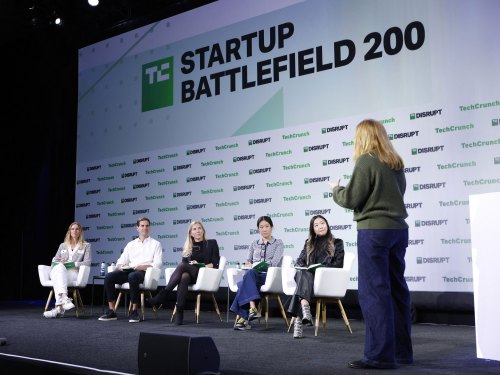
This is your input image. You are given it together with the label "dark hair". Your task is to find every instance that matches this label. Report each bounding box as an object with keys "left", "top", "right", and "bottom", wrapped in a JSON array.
[
  {"left": 136, "top": 217, "right": 151, "bottom": 226},
  {"left": 256, "top": 215, "right": 273, "bottom": 228},
  {"left": 306, "top": 215, "right": 335, "bottom": 261}
]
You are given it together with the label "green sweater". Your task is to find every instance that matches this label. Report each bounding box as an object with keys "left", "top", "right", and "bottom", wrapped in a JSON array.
[{"left": 332, "top": 153, "right": 408, "bottom": 230}]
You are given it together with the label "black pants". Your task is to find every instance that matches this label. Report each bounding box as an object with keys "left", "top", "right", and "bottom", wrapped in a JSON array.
[
  {"left": 104, "top": 269, "right": 145, "bottom": 305},
  {"left": 156, "top": 262, "right": 199, "bottom": 310},
  {"left": 287, "top": 269, "right": 314, "bottom": 317}
]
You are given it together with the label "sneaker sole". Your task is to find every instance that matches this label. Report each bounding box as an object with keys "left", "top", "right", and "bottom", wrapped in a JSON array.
[
  {"left": 129, "top": 320, "right": 140, "bottom": 323},
  {"left": 98, "top": 317, "right": 117, "bottom": 321}
]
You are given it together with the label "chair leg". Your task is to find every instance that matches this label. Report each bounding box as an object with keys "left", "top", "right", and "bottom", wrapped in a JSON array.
[
  {"left": 288, "top": 316, "right": 295, "bottom": 333},
  {"left": 337, "top": 299, "right": 353, "bottom": 334},
  {"left": 275, "top": 295, "right": 289, "bottom": 328},
  {"left": 264, "top": 295, "right": 270, "bottom": 329},
  {"left": 147, "top": 291, "right": 157, "bottom": 318},
  {"left": 114, "top": 292, "right": 122, "bottom": 313},
  {"left": 315, "top": 299, "right": 321, "bottom": 336},
  {"left": 45, "top": 289, "right": 54, "bottom": 311},
  {"left": 72, "top": 289, "right": 80, "bottom": 318},
  {"left": 140, "top": 292, "right": 145, "bottom": 321},
  {"left": 322, "top": 302, "right": 327, "bottom": 328},
  {"left": 171, "top": 305, "right": 176, "bottom": 322},
  {"left": 196, "top": 293, "right": 201, "bottom": 324},
  {"left": 211, "top": 293, "right": 222, "bottom": 322}
]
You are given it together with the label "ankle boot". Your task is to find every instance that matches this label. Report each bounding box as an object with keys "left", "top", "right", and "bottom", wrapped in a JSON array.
[
  {"left": 293, "top": 318, "right": 303, "bottom": 338},
  {"left": 175, "top": 309, "right": 184, "bottom": 325},
  {"left": 147, "top": 289, "right": 167, "bottom": 310},
  {"left": 301, "top": 304, "right": 312, "bottom": 326}
]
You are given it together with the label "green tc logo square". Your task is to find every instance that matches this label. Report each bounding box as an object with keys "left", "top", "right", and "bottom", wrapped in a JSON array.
[{"left": 142, "top": 57, "right": 174, "bottom": 112}]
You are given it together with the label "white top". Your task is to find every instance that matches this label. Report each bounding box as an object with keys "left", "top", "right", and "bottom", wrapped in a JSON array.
[{"left": 117, "top": 237, "right": 163, "bottom": 269}]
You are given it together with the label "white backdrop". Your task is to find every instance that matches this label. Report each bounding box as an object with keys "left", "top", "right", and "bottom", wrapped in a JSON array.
[{"left": 75, "top": 0, "right": 500, "bottom": 289}]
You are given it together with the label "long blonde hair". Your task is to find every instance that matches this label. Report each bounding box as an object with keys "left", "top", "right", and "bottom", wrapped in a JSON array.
[
  {"left": 63, "top": 222, "right": 85, "bottom": 248},
  {"left": 182, "top": 220, "right": 207, "bottom": 257},
  {"left": 354, "top": 119, "right": 404, "bottom": 170}
]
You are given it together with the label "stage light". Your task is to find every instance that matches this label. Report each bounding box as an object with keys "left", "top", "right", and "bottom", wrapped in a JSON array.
[{"left": 88, "top": 0, "right": 99, "bottom": 6}]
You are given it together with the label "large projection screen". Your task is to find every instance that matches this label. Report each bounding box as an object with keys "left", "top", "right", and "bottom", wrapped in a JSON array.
[{"left": 76, "top": 0, "right": 500, "bottom": 289}]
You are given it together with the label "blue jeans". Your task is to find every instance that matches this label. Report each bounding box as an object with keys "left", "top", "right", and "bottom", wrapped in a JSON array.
[
  {"left": 357, "top": 229, "right": 413, "bottom": 368},
  {"left": 229, "top": 269, "right": 266, "bottom": 320}
]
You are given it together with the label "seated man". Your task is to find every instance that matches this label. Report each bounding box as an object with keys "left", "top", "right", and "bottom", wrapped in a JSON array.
[{"left": 98, "top": 217, "right": 163, "bottom": 323}]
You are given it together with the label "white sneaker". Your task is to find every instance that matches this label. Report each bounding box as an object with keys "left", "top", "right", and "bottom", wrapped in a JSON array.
[
  {"left": 62, "top": 298, "right": 75, "bottom": 311},
  {"left": 43, "top": 307, "right": 65, "bottom": 319}
]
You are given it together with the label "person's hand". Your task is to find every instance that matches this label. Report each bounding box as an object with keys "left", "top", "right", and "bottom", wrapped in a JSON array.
[
  {"left": 328, "top": 178, "right": 341, "bottom": 191},
  {"left": 190, "top": 260, "right": 198, "bottom": 264}
]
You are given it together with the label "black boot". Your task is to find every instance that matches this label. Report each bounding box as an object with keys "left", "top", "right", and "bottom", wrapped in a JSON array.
[{"left": 175, "top": 309, "right": 184, "bottom": 325}]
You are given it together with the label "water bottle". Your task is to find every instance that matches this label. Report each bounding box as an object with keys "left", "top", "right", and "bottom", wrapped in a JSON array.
[{"left": 100, "top": 262, "right": 106, "bottom": 276}]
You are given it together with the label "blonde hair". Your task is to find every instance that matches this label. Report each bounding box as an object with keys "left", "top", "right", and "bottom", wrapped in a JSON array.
[
  {"left": 182, "top": 220, "right": 207, "bottom": 257},
  {"left": 354, "top": 119, "right": 404, "bottom": 170},
  {"left": 63, "top": 222, "right": 85, "bottom": 248}
]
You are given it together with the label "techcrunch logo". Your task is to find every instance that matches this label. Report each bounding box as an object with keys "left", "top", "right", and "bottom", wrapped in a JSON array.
[
  {"left": 463, "top": 177, "right": 500, "bottom": 186},
  {"left": 158, "top": 153, "right": 178, "bottom": 159},
  {"left": 284, "top": 194, "right": 311, "bottom": 201},
  {"left": 442, "top": 276, "right": 473, "bottom": 283},
  {"left": 216, "top": 172, "right": 238, "bottom": 178},
  {"left": 405, "top": 202, "right": 423, "bottom": 209},
  {"left": 438, "top": 200, "right": 468, "bottom": 207},
  {"left": 322, "top": 157, "right": 349, "bottom": 165},
  {"left": 233, "top": 155, "right": 255, "bottom": 162},
  {"left": 435, "top": 123, "right": 474, "bottom": 133},
  {"left": 322, "top": 124, "right": 348, "bottom": 133},
  {"left": 107, "top": 212, "right": 125, "bottom": 216},
  {"left": 201, "top": 188, "right": 223, "bottom": 194},
  {"left": 97, "top": 176, "right": 114, "bottom": 181},
  {"left": 459, "top": 99, "right": 500, "bottom": 112},
  {"left": 417, "top": 257, "right": 449, "bottom": 264},
  {"left": 158, "top": 207, "right": 178, "bottom": 212},
  {"left": 461, "top": 138, "right": 500, "bottom": 149},
  {"left": 233, "top": 214, "right": 256, "bottom": 221},
  {"left": 151, "top": 221, "right": 165, "bottom": 226},
  {"left": 284, "top": 244, "right": 295, "bottom": 249},
  {"left": 283, "top": 163, "right": 310, "bottom": 170},
  {"left": 109, "top": 162, "right": 126, "bottom": 167},
  {"left": 284, "top": 227, "right": 308, "bottom": 233},
  {"left": 267, "top": 181, "right": 292, "bottom": 188},
  {"left": 158, "top": 234, "right": 178, "bottom": 239},
  {"left": 413, "top": 182, "right": 446, "bottom": 190},
  {"left": 411, "top": 145, "right": 444, "bottom": 155},
  {"left": 146, "top": 194, "right": 165, "bottom": 200},
  {"left": 106, "top": 237, "right": 124, "bottom": 242},
  {"left": 303, "top": 144, "right": 329, "bottom": 152},
  {"left": 108, "top": 186, "right": 125, "bottom": 192},
  {"left": 304, "top": 176, "right": 330, "bottom": 184},
  {"left": 201, "top": 160, "right": 223, "bottom": 167},
  {"left": 342, "top": 140, "right": 354, "bottom": 147},
  {"left": 380, "top": 117, "right": 396, "bottom": 124},
  {"left": 305, "top": 209, "right": 331, "bottom": 216},
  {"left": 158, "top": 179, "right": 177, "bottom": 186},
  {"left": 147, "top": 168, "right": 166, "bottom": 174},
  {"left": 201, "top": 217, "right": 224, "bottom": 222},
  {"left": 142, "top": 57, "right": 174, "bottom": 112},
  {"left": 248, "top": 137, "right": 271, "bottom": 145},
  {"left": 96, "top": 250, "right": 114, "bottom": 255},
  {"left": 216, "top": 230, "right": 239, "bottom": 236},
  {"left": 410, "top": 109, "right": 442, "bottom": 119},
  {"left": 249, "top": 198, "right": 272, "bottom": 204},
  {"left": 441, "top": 238, "right": 471, "bottom": 244},
  {"left": 215, "top": 143, "right": 238, "bottom": 151},
  {"left": 266, "top": 150, "right": 292, "bottom": 157},
  {"left": 415, "top": 219, "right": 448, "bottom": 227},
  {"left": 282, "top": 131, "right": 309, "bottom": 140},
  {"left": 437, "top": 161, "right": 476, "bottom": 170},
  {"left": 133, "top": 209, "right": 149, "bottom": 215},
  {"left": 97, "top": 200, "right": 113, "bottom": 206},
  {"left": 267, "top": 212, "right": 293, "bottom": 218},
  {"left": 388, "top": 131, "right": 419, "bottom": 140},
  {"left": 163, "top": 261, "right": 179, "bottom": 267}
]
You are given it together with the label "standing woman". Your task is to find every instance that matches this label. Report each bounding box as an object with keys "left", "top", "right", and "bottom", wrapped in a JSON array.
[
  {"left": 43, "top": 222, "right": 92, "bottom": 318},
  {"left": 330, "top": 119, "right": 413, "bottom": 369},
  {"left": 230, "top": 215, "right": 284, "bottom": 330},
  {"left": 287, "top": 215, "right": 344, "bottom": 338},
  {"left": 147, "top": 220, "right": 219, "bottom": 325}
]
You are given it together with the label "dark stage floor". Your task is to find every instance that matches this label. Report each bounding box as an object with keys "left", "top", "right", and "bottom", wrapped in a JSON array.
[{"left": 0, "top": 301, "right": 499, "bottom": 375}]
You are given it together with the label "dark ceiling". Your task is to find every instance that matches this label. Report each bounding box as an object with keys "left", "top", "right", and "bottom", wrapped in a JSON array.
[{"left": 0, "top": 0, "right": 215, "bottom": 49}]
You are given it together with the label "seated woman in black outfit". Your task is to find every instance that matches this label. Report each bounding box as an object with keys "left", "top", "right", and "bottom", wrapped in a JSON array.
[
  {"left": 147, "top": 220, "right": 220, "bottom": 325},
  {"left": 287, "top": 214, "right": 344, "bottom": 338}
]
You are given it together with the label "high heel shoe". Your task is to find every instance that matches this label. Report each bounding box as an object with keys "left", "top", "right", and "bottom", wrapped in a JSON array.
[{"left": 146, "top": 294, "right": 163, "bottom": 311}]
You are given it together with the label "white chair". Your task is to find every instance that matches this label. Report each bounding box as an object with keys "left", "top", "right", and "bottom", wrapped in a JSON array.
[
  {"left": 281, "top": 255, "right": 297, "bottom": 332},
  {"left": 227, "top": 264, "right": 289, "bottom": 329},
  {"left": 165, "top": 256, "right": 227, "bottom": 323},
  {"left": 38, "top": 264, "right": 90, "bottom": 318},
  {"left": 313, "top": 251, "right": 356, "bottom": 336},
  {"left": 112, "top": 266, "right": 162, "bottom": 321}
]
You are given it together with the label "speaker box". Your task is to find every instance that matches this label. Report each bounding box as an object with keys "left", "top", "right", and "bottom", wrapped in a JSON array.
[{"left": 138, "top": 332, "right": 220, "bottom": 375}]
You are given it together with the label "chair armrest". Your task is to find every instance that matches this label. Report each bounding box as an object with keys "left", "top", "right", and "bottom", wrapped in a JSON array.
[
  {"left": 226, "top": 268, "right": 245, "bottom": 292},
  {"left": 75, "top": 265, "right": 91, "bottom": 287},
  {"left": 143, "top": 267, "right": 161, "bottom": 290},
  {"left": 260, "top": 267, "right": 283, "bottom": 293},
  {"left": 38, "top": 265, "right": 52, "bottom": 286},
  {"left": 314, "top": 267, "right": 350, "bottom": 297}
]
